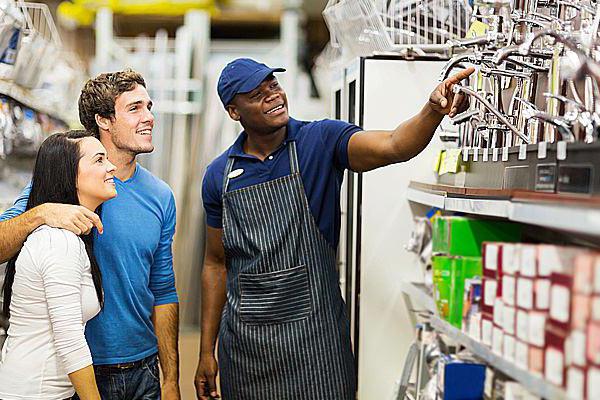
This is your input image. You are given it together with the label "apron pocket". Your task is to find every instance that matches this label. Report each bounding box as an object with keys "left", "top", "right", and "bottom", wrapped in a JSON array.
[{"left": 239, "top": 265, "right": 313, "bottom": 325}]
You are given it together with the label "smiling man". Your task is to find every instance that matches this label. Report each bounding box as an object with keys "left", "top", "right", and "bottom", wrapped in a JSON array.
[
  {"left": 194, "top": 58, "right": 473, "bottom": 399},
  {"left": 0, "top": 70, "right": 180, "bottom": 400}
]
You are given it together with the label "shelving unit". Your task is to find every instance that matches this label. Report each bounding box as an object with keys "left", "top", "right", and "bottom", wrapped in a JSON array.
[
  {"left": 0, "top": 80, "right": 69, "bottom": 123},
  {"left": 399, "top": 281, "right": 569, "bottom": 400},
  {"left": 406, "top": 185, "right": 600, "bottom": 236},
  {"left": 430, "top": 317, "right": 568, "bottom": 400}
]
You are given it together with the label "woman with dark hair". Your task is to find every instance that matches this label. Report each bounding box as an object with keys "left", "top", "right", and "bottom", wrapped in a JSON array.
[{"left": 0, "top": 130, "right": 117, "bottom": 400}]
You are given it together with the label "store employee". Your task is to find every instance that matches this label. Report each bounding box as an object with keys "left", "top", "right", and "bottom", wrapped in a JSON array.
[{"left": 195, "top": 58, "right": 474, "bottom": 400}]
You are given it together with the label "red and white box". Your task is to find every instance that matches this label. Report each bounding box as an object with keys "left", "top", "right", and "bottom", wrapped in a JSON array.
[
  {"left": 545, "top": 324, "right": 568, "bottom": 387},
  {"left": 492, "top": 325, "right": 504, "bottom": 355},
  {"left": 549, "top": 272, "right": 574, "bottom": 330},
  {"left": 528, "top": 311, "right": 547, "bottom": 348},
  {"left": 515, "top": 340, "right": 529, "bottom": 370},
  {"left": 520, "top": 244, "right": 538, "bottom": 278},
  {"left": 587, "top": 367, "right": 600, "bottom": 400},
  {"left": 503, "top": 275, "right": 516, "bottom": 307},
  {"left": 593, "top": 255, "right": 600, "bottom": 294},
  {"left": 591, "top": 296, "right": 600, "bottom": 321},
  {"left": 535, "top": 279, "right": 551, "bottom": 310},
  {"left": 567, "top": 366, "right": 586, "bottom": 400},
  {"left": 503, "top": 334, "right": 516, "bottom": 362},
  {"left": 494, "top": 298, "right": 504, "bottom": 327},
  {"left": 571, "top": 294, "right": 591, "bottom": 330},
  {"left": 503, "top": 305, "right": 516, "bottom": 335},
  {"left": 586, "top": 321, "right": 600, "bottom": 365},
  {"left": 537, "top": 245, "right": 580, "bottom": 277},
  {"left": 516, "top": 309, "right": 529, "bottom": 342},
  {"left": 481, "top": 315, "right": 494, "bottom": 347},
  {"left": 502, "top": 243, "right": 520, "bottom": 276},
  {"left": 566, "top": 329, "right": 587, "bottom": 368},
  {"left": 529, "top": 345, "right": 545, "bottom": 376},
  {"left": 482, "top": 278, "right": 498, "bottom": 315},
  {"left": 516, "top": 277, "right": 534, "bottom": 310},
  {"left": 574, "top": 253, "right": 595, "bottom": 295},
  {"left": 483, "top": 242, "right": 501, "bottom": 279}
]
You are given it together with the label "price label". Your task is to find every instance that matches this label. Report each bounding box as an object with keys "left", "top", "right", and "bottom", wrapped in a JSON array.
[
  {"left": 493, "top": 148, "right": 499, "bottom": 162},
  {"left": 538, "top": 141, "right": 547, "bottom": 159},
  {"left": 502, "top": 146, "right": 509, "bottom": 161},
  {"left": 483, "top": 149, "right": 489, "bottom": 162},
  {"left": 519, "top": 144, "right": 527, "bottom": 160},
  {"left": 557, "top": 141, "right": 567, "bottom": 160}
]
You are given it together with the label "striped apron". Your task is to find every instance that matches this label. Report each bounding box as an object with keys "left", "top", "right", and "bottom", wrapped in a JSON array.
[{"left": 218, "top": 141, "right": 356, "bottom": 400}]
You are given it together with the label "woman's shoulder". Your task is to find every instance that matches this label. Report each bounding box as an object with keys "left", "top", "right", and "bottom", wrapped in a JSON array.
[{"left": 25, "top": 225, "right": 85, "bottom": 259}]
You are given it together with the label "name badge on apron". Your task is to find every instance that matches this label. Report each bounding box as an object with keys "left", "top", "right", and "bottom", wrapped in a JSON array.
[{"left": 228, "top": 168, "right": 244, "bottom": 179}]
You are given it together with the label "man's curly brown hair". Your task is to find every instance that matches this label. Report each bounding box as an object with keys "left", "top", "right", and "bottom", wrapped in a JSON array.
[{"left": 78, "top": 69, "right": 146, "bottom": 138}]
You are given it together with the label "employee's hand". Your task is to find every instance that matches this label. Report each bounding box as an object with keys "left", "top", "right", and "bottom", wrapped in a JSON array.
[
  {"left": 428, "top": 67, "right": 476, "bottom": 118},
  {"left": 195, "top": 354, "right": 219, "bottom": 399},
  {"left": 39, "top": 203, "right": 103, "bottom": 235}
]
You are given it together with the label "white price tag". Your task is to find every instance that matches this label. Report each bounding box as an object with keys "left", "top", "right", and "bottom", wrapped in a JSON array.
[
  {"left": 519, "top": 144, "right": 527, "bottom": 160},
  {"left": 463, "top": 148, "right": 469, "bottom": 162},
  {"left": 483, "top": 149, "right": 489, "bottom": 162},
  {"left": 493, "top": 148, "right": 499, "bottom": 161},
  {"left": 473, "top": 149, "right": 479, "bottom": 161},
  {"left": 538, "top": 141, "right": 547, "bottom": 159},
  {"left": 502, "top": 146, "right": 509, "bottom": 161},
  {"left": 557, "top": 141, "right": 567, "bottom": 160}
]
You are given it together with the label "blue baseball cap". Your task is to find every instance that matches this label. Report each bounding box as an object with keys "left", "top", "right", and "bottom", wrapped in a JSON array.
[{"left": 217, "top": 58, "right": 286, "bottom": 107}]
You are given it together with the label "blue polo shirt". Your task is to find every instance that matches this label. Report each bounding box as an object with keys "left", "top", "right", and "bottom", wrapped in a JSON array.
[
  {"left": 202, "top": 117, "right": 362, "bottom": 248},
  {"left": 0, "top": 164, "right": 179, "bottom": 364}
]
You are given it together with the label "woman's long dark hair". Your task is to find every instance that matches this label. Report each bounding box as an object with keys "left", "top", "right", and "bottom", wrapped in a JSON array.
[{"left": 2, "top": 130, "right": 104, "bottom": 318}]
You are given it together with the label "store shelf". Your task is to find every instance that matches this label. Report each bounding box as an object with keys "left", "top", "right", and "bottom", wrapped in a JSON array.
[
  {"left": 406, "top": 186, "right": 600, "bottom": 236},
  {"left": 430, "top": 316, "right": 568, "bottom": 400},
  {"left": 0, "top": 80, "right": 68, "bottom": 122},
  {"left": 399, "top": 281, "right": 436, "bottom": 314}
]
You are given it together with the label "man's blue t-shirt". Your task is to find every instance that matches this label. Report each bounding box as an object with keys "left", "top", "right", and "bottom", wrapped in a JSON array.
[
  {"left": 1, "top": 164, "right": 179, "bottom": 364},
  {"left": 202, "top": 118, "right": 362, "bottom": 249}
]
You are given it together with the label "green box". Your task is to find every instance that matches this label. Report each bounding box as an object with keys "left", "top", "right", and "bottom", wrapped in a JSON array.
[
  {"left": 432, "top": 216, "right": 522, "bottom": 257},
  {"left": 433, "top": 255, "right": 483, "bottom": 328}
]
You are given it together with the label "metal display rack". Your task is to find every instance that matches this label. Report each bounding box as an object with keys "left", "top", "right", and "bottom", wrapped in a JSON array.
[
  {"left": 399, "top": 282, "right": 568, "bottom": 400},
  {"left": 406, "top": 185, "right": 600, "bottom": 236}
]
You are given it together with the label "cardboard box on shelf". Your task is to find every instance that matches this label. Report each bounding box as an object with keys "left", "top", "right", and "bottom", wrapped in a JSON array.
[
  {"left": 503, "top": 275, "right": 516, "bottom": 306},
  {"left": 567, "top": 366, "right": 586, "bottom": 400},
  {"left": 571, "top": 294, "right": 591, "bottom": 330},
  {"left": 516, "top": 309, "right": 529, "bottom": 342},
  {"left": 503, "top": 334, "right": 516, "bottom": 362},
  {"left": 494, "top": 298, "right": 504, "bottom": 327},
  {"left": 545, "top": 324, "right": 568, "bottom": 387},
  {"left": 591, "top": 296, "right": 600, "bottom": 321},
  {"left": 515, "top": 339, "right": 529, "bottom": 370},
  {"left": 520, "top": 244, "right": 538, "bottom": 278},
  {"left": 529, "top": 345, "right": 545, "bottom": 376},
  {"left": 566, "top": 329, "right": 587, "bottom": 368},
  {"left": 528, "top": 311, "right": 547, "bottom": 348},
  {"left": 574, "top": 253, "right": 595, "bottom": 295},
  {"left": 535, "top": 279, "right": 551, "bottom": 310},
  {"left": 483, "top": 242, "right": 501, "bottom": 279},
  {"left": 492, "top": 326, "right": 504, "bottom": 355},
  {"left": 502, "top": 243, "right": 520, "bottom": 276},
  {"left": 503, "top": 305, "right": 516, "bottom": 335},
  {"left": 537, "top": 245, "right": 581, "bottom": 277},
  {"left": 586, "top": 321, "right": 600, "bottom": 365},
  {"left": 587, "top": 367, "right": 600, "bottom": 400},
  {"left": 482, "top": 278, "right": 497, "bottom": 314},
  {"left": 550, "top": 273, "right": 574, "bottom": 329},
  {"left": 482, "top": 315, "right": 493, "bottom": 347},
  {"left": 516, "top": 277, "right": 534, "bottom": 310},
  {"left": 433, "top": 217, "right": 522, "bottom": 257}
]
